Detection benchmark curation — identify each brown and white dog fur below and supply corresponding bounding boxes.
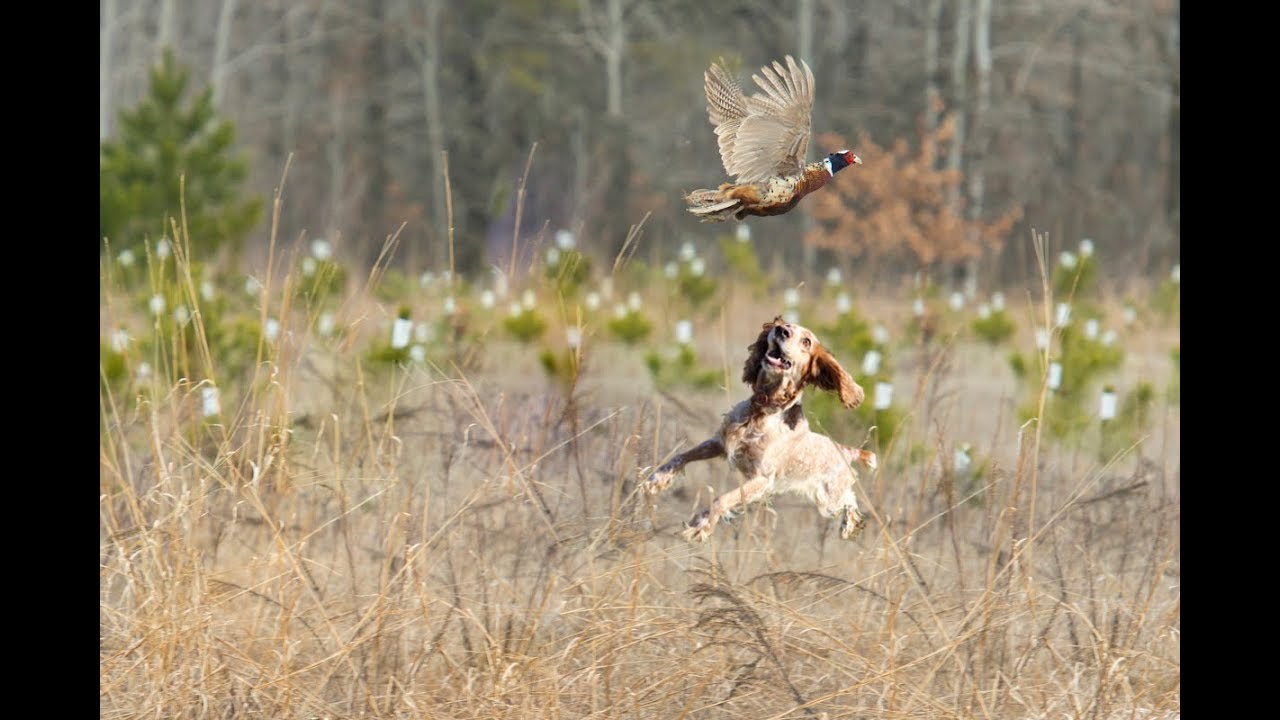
[643,317,877,542]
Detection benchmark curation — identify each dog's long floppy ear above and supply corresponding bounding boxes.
[741,321,775,386]
[807,344,865,408]
[742,317,786,386]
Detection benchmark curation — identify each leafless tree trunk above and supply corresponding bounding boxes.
[1165,0,1179,242]
[279,4,307,163]
[361,0,391,262]
[101,0,118,139]
[798,0,814,108]
[923,0,942,150]
[157,0,176,55]
[327,84,352,236]
[211,0,238,107]
[571,105,590,223]
[418,0,447,251]
[573,0,628,117]
[605,0,623,117]
[575,0,631,252]
[964,0,991,291]
[798,0,816,274]
[578,0,627,116]
[946,0,971,213]
[1065,10,1086,249]
[578,0,626,118]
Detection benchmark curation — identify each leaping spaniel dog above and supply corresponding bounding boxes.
[644,316,877,542]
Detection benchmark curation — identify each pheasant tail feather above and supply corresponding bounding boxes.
[685,188,740,222]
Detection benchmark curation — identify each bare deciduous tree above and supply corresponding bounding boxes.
[101,0,118,139]
[210,0,237,107]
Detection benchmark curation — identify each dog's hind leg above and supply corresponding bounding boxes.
[839,504,867,539]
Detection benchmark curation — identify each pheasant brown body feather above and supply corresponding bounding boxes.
[687,161,839,221]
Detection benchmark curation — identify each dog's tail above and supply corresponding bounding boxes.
[839,445,878,471]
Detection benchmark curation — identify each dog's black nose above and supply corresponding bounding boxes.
[777,325,790,339]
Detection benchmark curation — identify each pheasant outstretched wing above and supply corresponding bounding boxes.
[703,56,815,184]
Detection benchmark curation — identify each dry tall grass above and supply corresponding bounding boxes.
[101,207,1179,717]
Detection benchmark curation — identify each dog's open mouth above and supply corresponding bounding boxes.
[765,344,792,370]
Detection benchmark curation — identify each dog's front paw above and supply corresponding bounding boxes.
[642,466,676,495]
[840,506,867,540]
[682,510,713,542]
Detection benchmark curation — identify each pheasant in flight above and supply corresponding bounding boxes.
[685,55,860,222]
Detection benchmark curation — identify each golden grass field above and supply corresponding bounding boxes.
[100,236,1180,719]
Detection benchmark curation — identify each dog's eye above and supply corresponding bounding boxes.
[802,337,811,349]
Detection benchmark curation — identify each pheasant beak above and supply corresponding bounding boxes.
[851,153,862,165]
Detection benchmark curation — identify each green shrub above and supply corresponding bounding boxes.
[1051,250,1098,299]
[364,308,417,368]
[1012,322,1125,441]
[504,308,548,344]
[208,313,265,380]
[677,267,717,310]
[366,342,411,367]
[1099,382,1157,462]
[607,310,652,346]
[121,260,265,386]
[101,342,129,389]
[1153,275,1180,324]
[719,235,766,290]
[903,293,945,345]
[538,346,583,389]
[294,258,347,305]
[664,243,720,312]
[544,248,591,298]
[818,309,878,362]
[812,309,901,454]
[374,270,417,303]
[971,309,1016,346]
[1008,350,1027,380]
